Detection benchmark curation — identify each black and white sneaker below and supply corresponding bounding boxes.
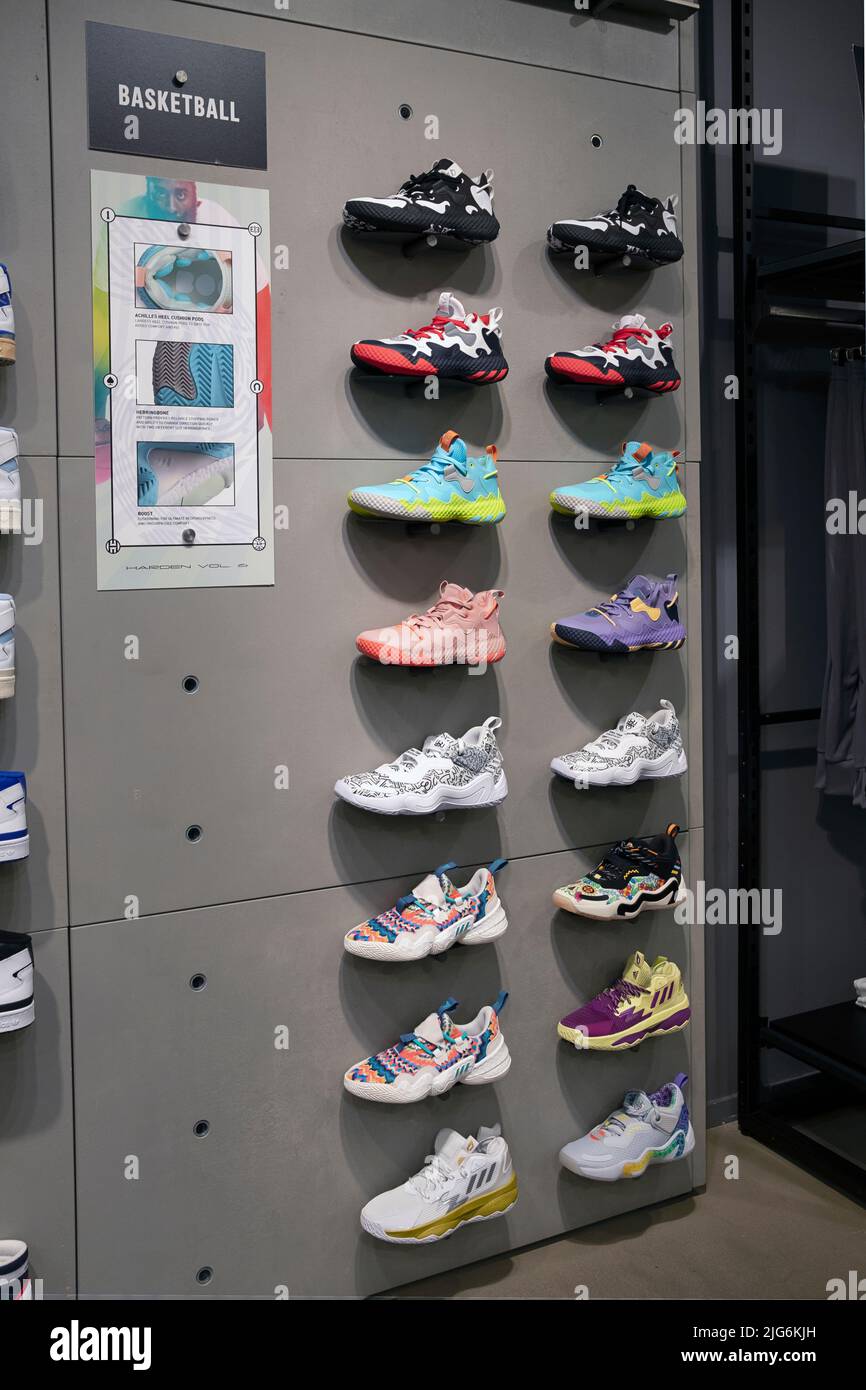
[548,185,683,265]
[0,930,34,1033]
[0,1241,29,1300]
[343,159,500,244]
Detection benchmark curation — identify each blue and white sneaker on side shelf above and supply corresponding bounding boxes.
[344,859,508,962]
[0,429,21,534]
[0,264,14,364]
[0,595,15,700]
[0,931,34,1033]
[0,772,28,861]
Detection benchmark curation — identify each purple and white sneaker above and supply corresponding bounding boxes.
[551,574,685,653]
[557,950,691,1051]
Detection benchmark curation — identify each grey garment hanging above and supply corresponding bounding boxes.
[816,359,866,805]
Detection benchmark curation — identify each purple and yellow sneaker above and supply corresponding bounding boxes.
[557,950,691,1051]
[343,859,508,962]
[551,573,685,653]
[344,992,511,1103]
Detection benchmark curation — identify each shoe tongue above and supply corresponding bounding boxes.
[432,158,464,179]
[439,581,473,605]
[622,440,653,464]
[411,872,447,907]
[436,291,467,322]
[424,731,458,757]
[622,950,652,989]
[626,573,656,600]
[623,1089,654,1119]
[620,712,646,733]
[614,314,648,332]
[434,1127,470,1163]
[415,1011,447,1045]
[431,432,468,468]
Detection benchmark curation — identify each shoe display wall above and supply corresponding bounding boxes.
[1,0,703,1303]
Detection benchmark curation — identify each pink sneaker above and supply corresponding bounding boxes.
[356,582,506,667]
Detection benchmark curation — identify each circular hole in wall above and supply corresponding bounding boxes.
[195,1266,213,1285]
[185,824,203,844]
[590,133,604,149]
[193,1120,210,1138]
[189,973,207,992]
[398,103,413,120]
[182,675,200,694]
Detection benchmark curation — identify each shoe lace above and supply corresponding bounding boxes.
[582,717,629,754]
[613,184,654,220]
[599,978,643,1012]
[598,324,651,353]
[407,1152,454,1199]
[592,842,659,887]
[589,455,642,495]
[400,454,468,493]
[384,734,457,774]
[398,168,445,200]
[586,592,632,625]
[404,314,459,342]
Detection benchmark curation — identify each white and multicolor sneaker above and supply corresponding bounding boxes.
[361,1124,518,1243]
[559,1073,694,1181]
[0,264,15,364]
[344,992,511,1102]
[551,699,686,787]
[0,428,21,533]
[334,716,507,815]
[344,859,508,962]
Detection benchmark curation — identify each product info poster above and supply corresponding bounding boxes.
[91,170,273,590]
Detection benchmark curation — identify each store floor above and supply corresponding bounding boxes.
[383,1123,866,1300]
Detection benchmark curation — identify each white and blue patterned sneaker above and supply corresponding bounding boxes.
[0,595,14,699]
[0,429,21,533]
[0,772,28,861]
[551,699,686,787]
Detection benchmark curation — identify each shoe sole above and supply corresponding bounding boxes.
[0,1000,35,1032]
[334,771,508,816]
[551,623,685,653]
[550,746,688,786]
[361,1172,518,1243]
[549,492,686,520]
[356,634,506,666]
[0,501,21,533]
[344,1037,512,1102]
[546,228,684,265]
[347,493,506,524]
[552,875,687,921]
[560,1126,695,1182]
[558,1002,691,1050]
[544,356,681,391]
[351,344,508,383]
[0,342,15,364]
[0,669,15,699]
[343,204,500,244]
[344,902,508,961]
[0,835,28,862]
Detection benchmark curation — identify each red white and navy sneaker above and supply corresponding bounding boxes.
[548,185,684,265]
[545,314,681,393]
[343,158,499,244]
[351,291,508,383]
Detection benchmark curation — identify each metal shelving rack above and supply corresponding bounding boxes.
[732,0,866,1204]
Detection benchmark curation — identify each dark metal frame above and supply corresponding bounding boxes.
[731,0,866,1206]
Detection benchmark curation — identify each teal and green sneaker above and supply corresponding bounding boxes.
[550,442,686,521]
[347,431,505,524]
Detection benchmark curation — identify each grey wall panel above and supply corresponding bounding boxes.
[0,927,75,1298]
[0,457,68,932]
[49,0,691,465]
[60,452,692,924]
[72,843,701,1298]
[179,0,684,89]
[0,0,57,456]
